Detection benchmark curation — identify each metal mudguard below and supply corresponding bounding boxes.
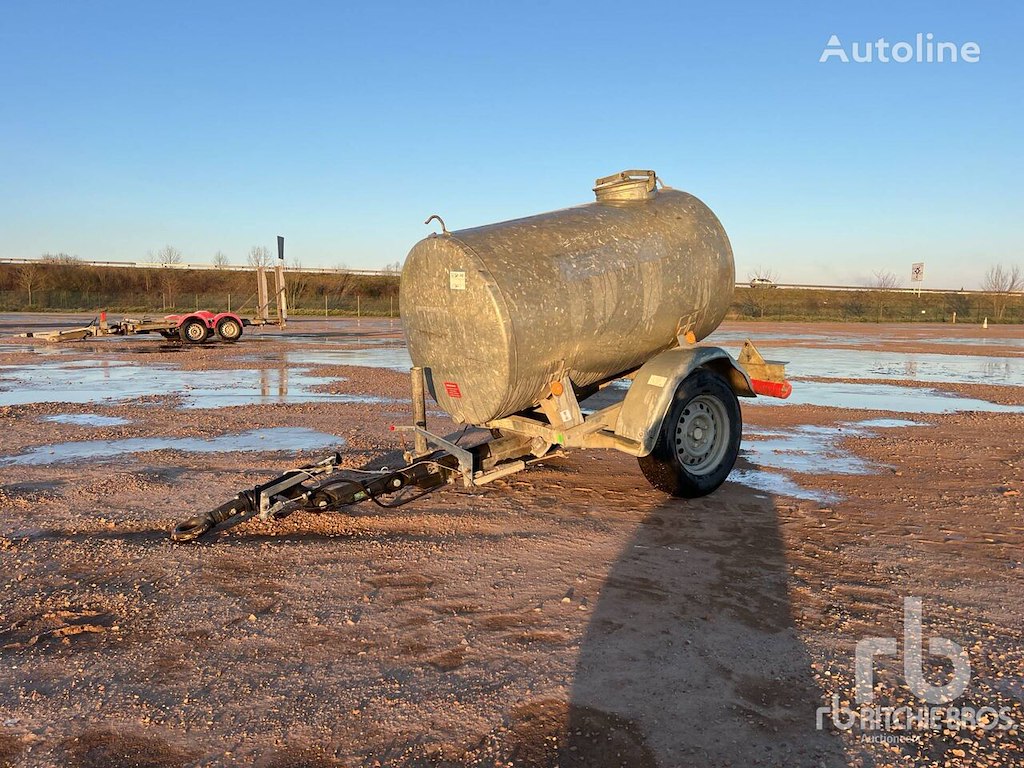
[613,346,755,457]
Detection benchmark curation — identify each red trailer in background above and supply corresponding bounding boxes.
[18,249,289,344]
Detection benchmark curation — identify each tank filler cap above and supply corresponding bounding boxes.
[593,170,658,202]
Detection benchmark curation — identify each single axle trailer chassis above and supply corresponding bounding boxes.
[172,341,790,542]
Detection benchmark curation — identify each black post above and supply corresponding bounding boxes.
[277,236,285,261]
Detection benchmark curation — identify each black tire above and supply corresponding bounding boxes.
[215,316,243,342]
[158,330,177,339]
[637,368,742,498]
[178,318,210,344]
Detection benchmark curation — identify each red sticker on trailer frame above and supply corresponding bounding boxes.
[443,381,462,399]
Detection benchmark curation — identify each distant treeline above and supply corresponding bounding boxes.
[0,259,1020,323]
[0,258,400,317]
[730,285,1022,324]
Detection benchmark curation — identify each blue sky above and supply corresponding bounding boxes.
[1,1,1020,288]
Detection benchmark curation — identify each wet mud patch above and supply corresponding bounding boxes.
[431,601,480,617]
[133,465,191,484]
[479,613,540,631]
[60,726,197,768]
[367,572,435,604]
[0,592,124,652]
[253,744,343,768]
[505,630,571,646]
[0,556,167,653]
[293,624,353,651]
[0,731,26,768]
[392,698,657,768]
[428,647,466,671]
[0,479,66,501]
[142,636,215,683]
[733,672,818,725]
[122,344,188,355]
[200,552,285,601]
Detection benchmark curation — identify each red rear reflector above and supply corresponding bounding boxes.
[443,381,462,399]
[751,378,793,399]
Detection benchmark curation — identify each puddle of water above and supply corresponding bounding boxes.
[761,347,1024,387]
[708,330,870,346]
[567,339,1024,413]
[124,345,188,355]
[274,318,403,341]
[855,418,922,428]
[752,381,1024,414]
[898,336,1024,349]
[707,329,1024,351]
[275,348,412,371]
[731,418,926,501]
[0,427,345,467]
[0,361,393,409]
[42,414,131,427]
[727,469,839,504]
[742,425,873,474]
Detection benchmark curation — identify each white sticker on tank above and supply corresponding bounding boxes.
[449,270,466,290]
[647,374,668,388]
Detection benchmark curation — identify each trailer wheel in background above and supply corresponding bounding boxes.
[215,317,243,342]
[179,318,210,344]
[638,368,741,498]
[158,330,177,339]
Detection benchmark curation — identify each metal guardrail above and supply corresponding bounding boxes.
[1,258,1019,295]
[0,257,390,276]
[737,280,1015,296]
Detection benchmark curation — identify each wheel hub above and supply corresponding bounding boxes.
[673,395,730,476]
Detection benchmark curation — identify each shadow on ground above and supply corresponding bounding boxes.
[400,486,848,768]
[562,488,847,767]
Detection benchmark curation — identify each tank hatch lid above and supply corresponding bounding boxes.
[593,169,657,202]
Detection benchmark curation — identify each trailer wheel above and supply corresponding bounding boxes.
[215,317,243,342]
[179,318,210,344]
[638,368,741,498]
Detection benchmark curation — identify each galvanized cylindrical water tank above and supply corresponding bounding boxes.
[400,171,735,425]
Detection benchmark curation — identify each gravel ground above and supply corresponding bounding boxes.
[0,317,1021,768]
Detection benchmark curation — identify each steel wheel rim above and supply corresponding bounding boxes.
[221,321,240,339]
[185,324,205,341]
[673,394,729,476]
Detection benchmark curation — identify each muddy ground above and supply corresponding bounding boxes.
[0,317,1021,768]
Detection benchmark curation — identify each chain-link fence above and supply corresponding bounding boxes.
[729,287,1023,324]
[1,285,1020,324]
